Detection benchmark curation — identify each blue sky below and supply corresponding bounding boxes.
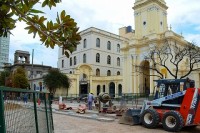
[9,0,200,67]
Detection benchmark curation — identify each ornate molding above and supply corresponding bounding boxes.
[133,0,168,10]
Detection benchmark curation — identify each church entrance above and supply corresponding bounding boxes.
[139,60,150,94]
[79,73,89,95]
[80,83,88,95]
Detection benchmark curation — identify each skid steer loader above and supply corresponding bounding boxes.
[119,78,200,132]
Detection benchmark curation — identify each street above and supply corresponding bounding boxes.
[53,112,200,133]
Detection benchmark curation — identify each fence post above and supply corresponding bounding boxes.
[33,92,39,133]
[0,90,6,133]
[49,93,54,131]
[44,93,50,133]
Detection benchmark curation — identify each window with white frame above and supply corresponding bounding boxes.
[83,54,86,63]
[74,56,76,65]
[117,44,120,53]
[107,55,111,64]
[83,39,87,48]
[96,38,100,47]
[96,68,100,76]
[107,70,111,76]
[107,41,111,50]
[96,53,100,63]
[117,57,120,66]
[70,57,72,66]
[62,60,64,68]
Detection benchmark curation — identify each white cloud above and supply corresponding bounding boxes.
[167,0,200,25]
[9,0,200,67]
[185,34,200,46]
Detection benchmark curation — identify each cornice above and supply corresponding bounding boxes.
[133,0,168,10]
[122,31,188,50]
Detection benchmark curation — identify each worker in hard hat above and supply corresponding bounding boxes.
[87,92,94,110]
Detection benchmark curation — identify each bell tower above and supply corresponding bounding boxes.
[133,0,168,38]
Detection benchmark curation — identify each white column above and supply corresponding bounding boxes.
[133,55,137,93]
[115,82,117,95]
[150,62,154,93]
[76,74,79,95]
[129,55,133,93]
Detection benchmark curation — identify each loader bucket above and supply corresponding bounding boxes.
[118,108,141,125]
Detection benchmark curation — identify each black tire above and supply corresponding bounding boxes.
[140,108,160,129]
[162,111,184,132]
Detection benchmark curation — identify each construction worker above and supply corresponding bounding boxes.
[87,92,94,110]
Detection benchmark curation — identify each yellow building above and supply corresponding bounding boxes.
[120,0,200,94]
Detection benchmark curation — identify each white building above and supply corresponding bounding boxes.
[0,35,10,71]
[58,27,128,96]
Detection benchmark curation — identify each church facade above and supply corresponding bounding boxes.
[120,0,200,94]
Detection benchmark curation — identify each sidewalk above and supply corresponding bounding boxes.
[51,102,116,122]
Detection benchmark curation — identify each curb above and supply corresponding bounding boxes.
[52,109,115,122]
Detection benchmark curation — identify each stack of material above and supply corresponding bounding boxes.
[76,104,87,114]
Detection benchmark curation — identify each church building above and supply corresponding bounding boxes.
[120,0,200,94]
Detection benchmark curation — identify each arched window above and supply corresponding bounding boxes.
[70,57,72,66]
[96,53,100,63]
[97,85,101,96]
[83,39,87,48]
[107,70,111,76]
[118,84,122,96]
[69,71,72,74]
[117,57,120,66]
[107,41,111,50]
[96,68,100,76]
[74,56,76,65]
[96,38,100,47]
[107,55,111,64]
[62,60,64,68]
[83,54,86,63]
[117,44,120,53]
[103,85,105,92]
[117,71,120,75]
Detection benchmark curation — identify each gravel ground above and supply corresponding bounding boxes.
[53,113,200,133]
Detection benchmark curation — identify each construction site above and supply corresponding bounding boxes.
[52,79,200,133]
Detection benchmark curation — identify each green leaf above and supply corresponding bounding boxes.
[56,12,60,24]
[47,37,51,42]
[29,9,44,14]
[42,0,48,7]
[61,10,66,20]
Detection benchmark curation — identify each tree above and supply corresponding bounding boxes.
[0,70,10,86]
[12,67,29,89]
[134,40,200,79]
[0,0,81,57]
[43,69,70,94]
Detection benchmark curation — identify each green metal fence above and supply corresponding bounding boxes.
[0,87,54,133]
[62,93,155,105]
